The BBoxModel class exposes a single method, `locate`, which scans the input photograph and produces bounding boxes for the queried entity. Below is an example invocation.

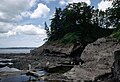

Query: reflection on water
[0,58,46,82]
[0,67,46,82]
[0,75,44,82]
[0,66,20,72]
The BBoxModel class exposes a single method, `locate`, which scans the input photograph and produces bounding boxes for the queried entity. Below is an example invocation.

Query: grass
[112,24,120,40]
[60,32,80,44]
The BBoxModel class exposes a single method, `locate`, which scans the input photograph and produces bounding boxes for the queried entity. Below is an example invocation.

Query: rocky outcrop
[31,40,88,69]
[30,41,87,70]
[31,37,120,81]
[64,37,120,81]
[31,42,74,56]
[93,49,120,82]
[112,50,120,82]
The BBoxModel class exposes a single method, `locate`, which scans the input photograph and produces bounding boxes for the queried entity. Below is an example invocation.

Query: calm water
[0,48,34,54]
[0,71,46,82]
[0,47,46,82]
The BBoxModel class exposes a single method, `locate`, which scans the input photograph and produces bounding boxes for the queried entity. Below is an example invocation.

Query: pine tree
[44,22,50,38]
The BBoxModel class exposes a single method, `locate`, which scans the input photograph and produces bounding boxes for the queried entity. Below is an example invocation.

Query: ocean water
[0,48,34,54]
[0,66,46,82]
[0,47,46,82]
[0,70,46,82]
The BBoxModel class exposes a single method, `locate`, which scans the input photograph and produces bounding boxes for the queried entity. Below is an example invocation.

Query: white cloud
[59,0,91,5]
[0,0,47,37]
[14,25,46,35]
[0,23,46,37]
[59,0,66,5]
[30,3,50,18]
[0,0,48,47]
[0,0,37,22]
[21,11,31,18]
[0,22,14,33]
[0,23,47,47]
[41,0,56,3]
[98,0,113,11]
[0,31,16,37]
[29,0,37,7]
[0,35,46,47]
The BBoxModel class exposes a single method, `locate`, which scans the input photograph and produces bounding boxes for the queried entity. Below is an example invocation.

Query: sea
[0,47,35,54]
[0,47,46,82]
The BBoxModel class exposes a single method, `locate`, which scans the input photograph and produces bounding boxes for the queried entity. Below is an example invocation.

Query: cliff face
[30,42,75,68]
[64,37,120,81]
[81,37,119,74]
[31,37,120,81]
[31,42,74,56]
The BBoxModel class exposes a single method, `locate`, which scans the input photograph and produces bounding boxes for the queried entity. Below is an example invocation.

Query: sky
[0,0,113,47]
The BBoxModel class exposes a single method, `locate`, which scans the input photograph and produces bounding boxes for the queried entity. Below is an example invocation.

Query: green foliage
[111,0,120,40]
[112,24,120,40]
[106,0,120,27]
[112,32,120,40]
[50,8,62,34]
[49,2,97,42]
[45,2,116,43]
[60,32,80,44]
[44,22,50,41]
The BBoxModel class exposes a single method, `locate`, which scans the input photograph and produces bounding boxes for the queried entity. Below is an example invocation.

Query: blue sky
[0,0,113,47]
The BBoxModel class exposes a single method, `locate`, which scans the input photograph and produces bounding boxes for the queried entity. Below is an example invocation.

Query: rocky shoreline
[30,37,120,82]
[0,53,73,81]
[1,37,120,82]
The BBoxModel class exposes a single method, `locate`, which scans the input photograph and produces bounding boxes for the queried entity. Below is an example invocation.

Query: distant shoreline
[0,48,35,54]
[0,53,30,55]
[0,47,36,49]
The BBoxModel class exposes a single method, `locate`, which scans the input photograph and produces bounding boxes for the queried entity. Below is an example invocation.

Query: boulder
[64,37,120,81]
[112,50,120,81]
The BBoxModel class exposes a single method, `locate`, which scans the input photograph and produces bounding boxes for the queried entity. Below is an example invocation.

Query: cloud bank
[0,0,49,37]
[0,0,36,22]
[0,23,46,37]
[15,25,46,35]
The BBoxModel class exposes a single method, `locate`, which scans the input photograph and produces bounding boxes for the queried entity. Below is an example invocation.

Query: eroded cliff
[31,37,120,82]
